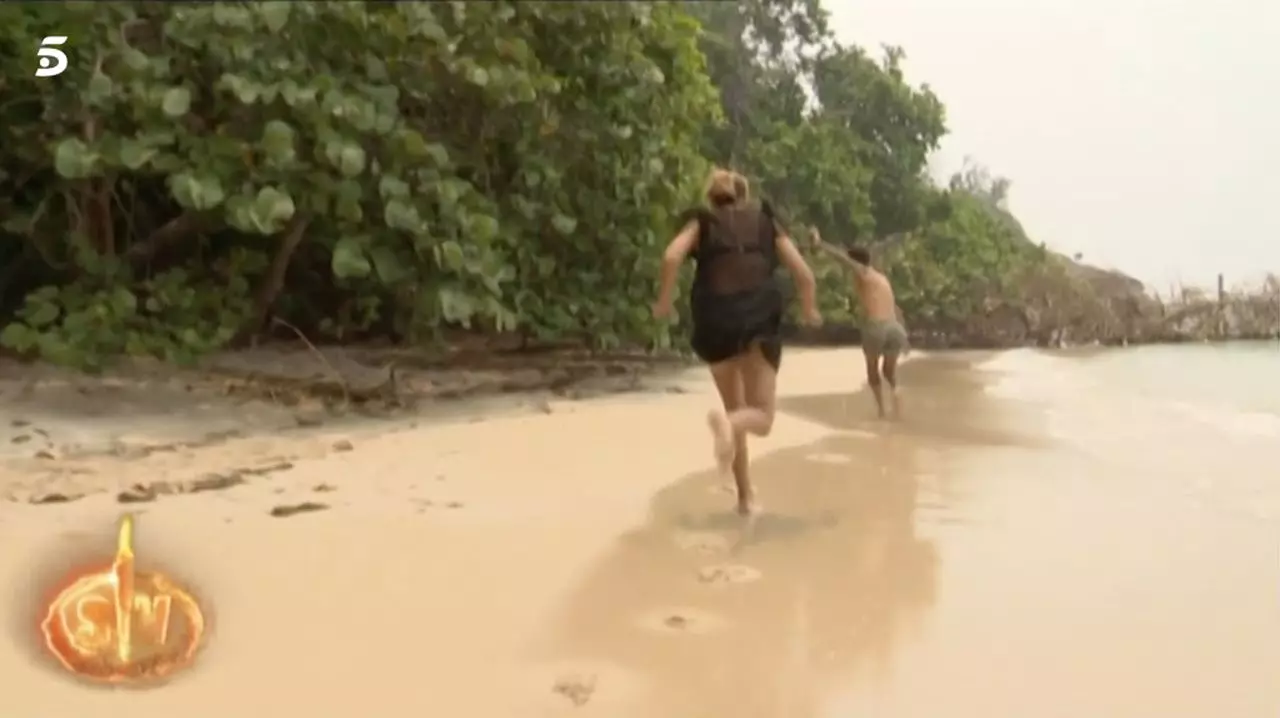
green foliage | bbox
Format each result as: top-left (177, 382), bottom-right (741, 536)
top-left (885, 188), bottom-right (1033, 326)
top-left (689, 0), bottom-right (1083, 334)
top-left (0, 0), bottom-right (1098, 369)
top-left (0, 2), bottom-right (719, 367)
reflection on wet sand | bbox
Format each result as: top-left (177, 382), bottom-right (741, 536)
top-left (543, 357), bottom-right (1034, 717)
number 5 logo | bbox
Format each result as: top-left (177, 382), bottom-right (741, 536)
top-left (36, 36), bottom-right (69, 78)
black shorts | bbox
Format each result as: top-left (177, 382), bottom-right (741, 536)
top-left (689, 287), bottom-right (783, 371)
top-left (691, 330), bottom-right (782, 370)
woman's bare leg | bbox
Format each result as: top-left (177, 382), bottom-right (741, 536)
top-left (708, 345), bottom-right (777, 515)
top-left (707, 356), bottom-right (744, 470)
top-left (707, 358), bottom-right (754, 511)
top-left (731, 345), bottom-right (777, 438)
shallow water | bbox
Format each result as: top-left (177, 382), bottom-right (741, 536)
top-left (831, 344), bottom-right (1280, 718)
top-left (549, 345), bottom-right (1280, 718)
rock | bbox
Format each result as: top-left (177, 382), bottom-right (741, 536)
top-left (331, 439), bottom-right (354, 452)
top-left (118, 480), bottom-right (183, 503)
top-left (10, 434), bottom-right (31, 444)
top-left (109, 442), bottom-right (154, 460)
top-left (197, 429), bottom-right (243, 445)
top-left (117, 485), bottom-right (159, 503)
top-left (270, 501), bottom-right (330, 518)
top-left (34, 450), bottom-right (56, 460)
top-left (185, 472), bottom-right (245, 493)
top-left (239, 461), bottom-right (294, 477)
top-left (29, 492), bottom-right (80, 505)
top-left (10, 419), bottom-right (31, 428)
top-left (293, 411), bottom-right (325, 428)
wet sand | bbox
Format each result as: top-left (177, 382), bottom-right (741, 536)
top-left (538, 355), bottom-right (1040, 717)
top-left (1, 348), bottom-right (1277, 717)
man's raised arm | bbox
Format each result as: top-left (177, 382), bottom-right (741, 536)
top-left (808, 228), bottom-right (861, 271)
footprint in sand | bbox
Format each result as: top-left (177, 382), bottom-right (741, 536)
top-left (531, 661), bottom-right (644, 711)
top-left (671, 531), bottom-right (731, 555)
top-left (696, 563), bottom-right (762, 586)
top-left (552, 673), bottom-right (597, 707)
top-left (636, 607), bottom-right (727, 635)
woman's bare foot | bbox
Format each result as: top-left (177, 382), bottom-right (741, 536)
top-left (736, 496), bottom-right (761, 517)
top-left (706, 409), bottom-right (735, 474)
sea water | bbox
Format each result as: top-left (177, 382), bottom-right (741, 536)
top-left (827, 341), bottom-right (1280, 718)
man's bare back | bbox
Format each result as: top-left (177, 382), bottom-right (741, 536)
top-left (808, 229), bottom-right (908, 419)
top-left (854, 268), bottom-right (897, 322)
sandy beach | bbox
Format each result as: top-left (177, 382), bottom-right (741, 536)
top-left (2, 347), bottom-right (1277, 717)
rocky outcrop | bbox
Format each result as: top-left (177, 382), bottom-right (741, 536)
top-left (787, 256), bottom-right (1279, 349)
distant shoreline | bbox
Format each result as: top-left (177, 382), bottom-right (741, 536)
top-left (782, 323), bottom-right (1279, 351)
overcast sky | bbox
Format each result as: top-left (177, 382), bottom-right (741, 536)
top-left (829, 0), bottom-right (1279, 291)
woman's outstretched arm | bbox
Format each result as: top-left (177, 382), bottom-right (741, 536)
top-left (774, 232), bottom-right (821, 324)
top-left (653, 219), bottom-right (699, 317)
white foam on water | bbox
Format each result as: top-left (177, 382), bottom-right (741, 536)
top-left (978, 350), bottom-right (1087, 442)
top-left (980, 350), bottom-right (1090, 402)
top-left (1164, 399), bottom-right (1280, 440)
top-left (974, 347), bottom-right (1280, 533)
top-left (977, 347), bottom-right (1280, 451)
top-left (805, 452), bottom-right (854, 465)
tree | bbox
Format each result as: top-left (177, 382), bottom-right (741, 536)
top-left (1, 0), bottom-right (1169, 367)
top-left (0, 2), bottom-right (719, 367)
top-left (813, 44), bottom-right (947, 238)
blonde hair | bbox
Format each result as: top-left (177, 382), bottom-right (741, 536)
top-left (705, 168), bottom-right (749, 205)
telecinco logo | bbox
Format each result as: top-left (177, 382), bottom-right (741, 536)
top-left (35, 36), bottom-right (69, 78)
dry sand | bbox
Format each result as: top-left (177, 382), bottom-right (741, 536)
top-left (1, 348), bottom-right (1277, 717)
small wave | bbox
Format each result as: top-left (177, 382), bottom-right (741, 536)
top-left (977, 347), bottom-right (1280, 447)
top-left (977, 350), bottom-right (1094, 444)
top-left (1165, 400), bottom-right (1280, 439)
top-left (979, 349), bottom-right (1094, 403)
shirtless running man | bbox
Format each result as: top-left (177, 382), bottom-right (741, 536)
top-left (810, 228), bottom-right (908, 419)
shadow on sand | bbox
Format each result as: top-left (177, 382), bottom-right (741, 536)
top-left (537, 356), bottom-right (1042, 716)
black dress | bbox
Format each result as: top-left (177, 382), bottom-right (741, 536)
top-left (683, 199), bottom-right (785, 370)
